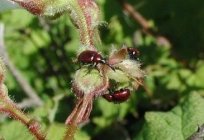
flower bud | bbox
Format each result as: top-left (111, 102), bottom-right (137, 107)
top-left (108, 46), bottom-right (145, 90)
top-left (115, 60), bottom-right (145, 79)
top-left (108, 47), bottom-right (127, 65)
top-left (107, 69), bottom-right (129, 83)
top-left (72, 67), bottom-right (104, 98)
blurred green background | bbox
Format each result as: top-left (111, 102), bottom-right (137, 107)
top-left (0, 0), bottom-right (204, 139)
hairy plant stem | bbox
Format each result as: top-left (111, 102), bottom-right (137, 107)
top-left (63, 97), bottom-right (91, 140)
top-left (64, 65), bottom-right (109, 139)
top-left (63, 125), bottom-right (78, 140)
top-left (72, 0), bottom-right (91, 46)
top-left (63, 0), bottom-right (102, 138)
top-left (70, 0), bottom-right (93, 47)
top-left (8, 0), bottom-right (105, 139)
top-left (0, 90), bottom-right (45, 140)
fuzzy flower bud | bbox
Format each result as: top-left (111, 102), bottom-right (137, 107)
top-left (115, 60), bottom-right (145, 79)
top-left (72, 67), bottom-right (105, 98)
top-left (108, 46), bottom-right (145, 89)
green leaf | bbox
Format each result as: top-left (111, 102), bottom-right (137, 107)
top-left (74, 130), bottom-right (90, 140)
top-left (0, 121), bottom-right (34, 140)
top-left (135, 93), bottom-right (204, 140)
top-left (93, 99), bottom-right (131, 128)
top-left (46, 123), bottom-right (90, 140)
top-left (187, 124), bottom-right (204, 140)
top-left (46, 123), bottom-right (66, 140)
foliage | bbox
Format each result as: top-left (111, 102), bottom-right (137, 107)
top-left (135, 93), bottom-right (204, 140)
top-left (0, 0), bottom-right (204, 139)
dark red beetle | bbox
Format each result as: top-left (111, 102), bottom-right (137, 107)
top-left (78, 50), bottom-right (114, 69)
top-left (127, 47), bottom-right (140, 60)
top-left (103, 88), bottom-right (130, 103)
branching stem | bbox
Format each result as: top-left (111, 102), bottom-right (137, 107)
top-left (0, 89), bottom-right (45, 140)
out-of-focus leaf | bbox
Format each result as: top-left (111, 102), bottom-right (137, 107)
top-left (135, 93), bottom-right (204, 140)
top-left (46, 123), bottom-right (66, 140)
top-left (93, 99), bottom-right (131, 128)
top-left (32, 99), bottom-right (53, 120)
top-left (0, 121), bottom-right (33, 140)
top-left (46, 123), bottom-right (90, 140)
top-left (75, 130), bottom-right (90, 140)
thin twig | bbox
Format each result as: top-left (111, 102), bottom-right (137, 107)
top-left (117, 0), bottom-right (171, 47)
top-left (17, 98), bottom-right (41, 109)
top-left (0, 23), bottom-right (43, 108)
top-left (117, 0), bottom-right (150, 31)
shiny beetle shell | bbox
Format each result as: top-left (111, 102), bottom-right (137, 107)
top-left (78, 50), bottom-right (105, 65)
top-left (127, 47), bottom-right (140, 60)
top-left (78, 50), bottom-right (114, 70)
top-left (103, 88), bottom-right (130, 103)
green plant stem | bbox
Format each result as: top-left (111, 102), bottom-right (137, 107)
top-left (70, 0), bottom-right (92, 46)
top-left (64, 95), bottom-right (93, 139)
top-left (0, 91), bottom-right (45, 140)
top-left (63, 125), bottom-right (78, 140)
top-left (1, 105), bottom-right (45, 140)
top-left (64, 0), bottom-right (105, 139)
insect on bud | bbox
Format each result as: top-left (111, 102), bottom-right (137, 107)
top-left (127, 47), bottom-right (140, 60)
top-left (103, 88), bottom-right (130, 103)
top-left (77, 50), bottom-right (114, 70)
